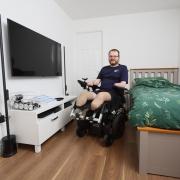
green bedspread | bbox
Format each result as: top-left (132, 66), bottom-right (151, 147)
top-left (129, 77), bottom-right (180, 129)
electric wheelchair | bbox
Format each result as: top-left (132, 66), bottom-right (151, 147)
top-left (71, 78), bottom-right (129, 146)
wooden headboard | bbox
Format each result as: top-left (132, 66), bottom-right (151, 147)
top-left (130, 68), bottom-right (179, 88)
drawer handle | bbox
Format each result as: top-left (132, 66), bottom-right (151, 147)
top-left (51, 116), bottom-right (58, 121)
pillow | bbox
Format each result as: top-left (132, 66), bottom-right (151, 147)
top-left (134, 77), bottom-right (171, 88)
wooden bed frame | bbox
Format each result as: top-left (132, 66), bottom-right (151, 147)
top-left (130, 68), bottom-right (180, 178)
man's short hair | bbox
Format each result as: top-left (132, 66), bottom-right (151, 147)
top-left (109, 49), bottom-right (120, 57)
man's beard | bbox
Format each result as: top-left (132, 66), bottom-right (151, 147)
top-left (109, 60), bottom-right (118, 66)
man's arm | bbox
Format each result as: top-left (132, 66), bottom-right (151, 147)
top-left (114, 81), bottom-right (126, 88)
top-left (114, 66), bottom-right (128, 88)
top-left (86, 67), bottom-right (103, 86)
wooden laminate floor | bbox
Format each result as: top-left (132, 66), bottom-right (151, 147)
top-left (0, 121), bottom-right (179, 180)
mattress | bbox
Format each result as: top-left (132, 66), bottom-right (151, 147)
top-left (129, 77), bottom-right (180, 129)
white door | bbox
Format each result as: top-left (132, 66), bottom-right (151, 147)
top-left (75, 31), bottom-right (103, 94)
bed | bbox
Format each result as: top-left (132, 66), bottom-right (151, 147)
top-left (129, 68), bottom-right (180, 178)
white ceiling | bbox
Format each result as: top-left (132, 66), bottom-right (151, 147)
top-left (55, 0), bottom-right (180, 20)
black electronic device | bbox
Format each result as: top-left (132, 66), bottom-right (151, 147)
top-left (7, 19), bottom-right (62, 76)
top-left (0, 114), bottom-right (5, 123)
top-left (55, 97), bottom-right (64, 101)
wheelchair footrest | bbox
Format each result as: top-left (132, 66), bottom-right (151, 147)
top-left (89, 122), bottom-right (103, 137)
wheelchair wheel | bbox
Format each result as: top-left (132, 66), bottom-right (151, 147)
top-left (112, 113), bottom-right (125, 139)
top-left (76, 128), bottom-right (86, 137)
top-left (103, 134), bottom-right (113, 147)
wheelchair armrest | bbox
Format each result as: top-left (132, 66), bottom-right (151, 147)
top-left (113, 86), bottom-right (129, 95)
top-left (124, 89), bottom-right (129, 95)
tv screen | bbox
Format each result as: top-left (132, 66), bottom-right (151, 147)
top-left (7, 19), bottom-right (62, 76)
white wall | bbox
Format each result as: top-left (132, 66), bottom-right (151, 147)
top-left (73, 9), bottom-right (180, 75)
top-left (0, 0), bottom-right (74, 139)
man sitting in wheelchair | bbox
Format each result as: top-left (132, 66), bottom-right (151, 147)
top-left (71, 49), bottom-right (128, 146)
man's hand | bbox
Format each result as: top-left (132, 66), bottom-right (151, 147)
top-left (86, 79), bottom-right (101, 86)
top-left (86, 80), bottom-right (94, 86)
top-left (93, 79), bottom-right (101, 86)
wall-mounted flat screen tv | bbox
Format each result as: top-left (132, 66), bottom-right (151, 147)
top-left (7, 19), bottom-right (62, 76)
